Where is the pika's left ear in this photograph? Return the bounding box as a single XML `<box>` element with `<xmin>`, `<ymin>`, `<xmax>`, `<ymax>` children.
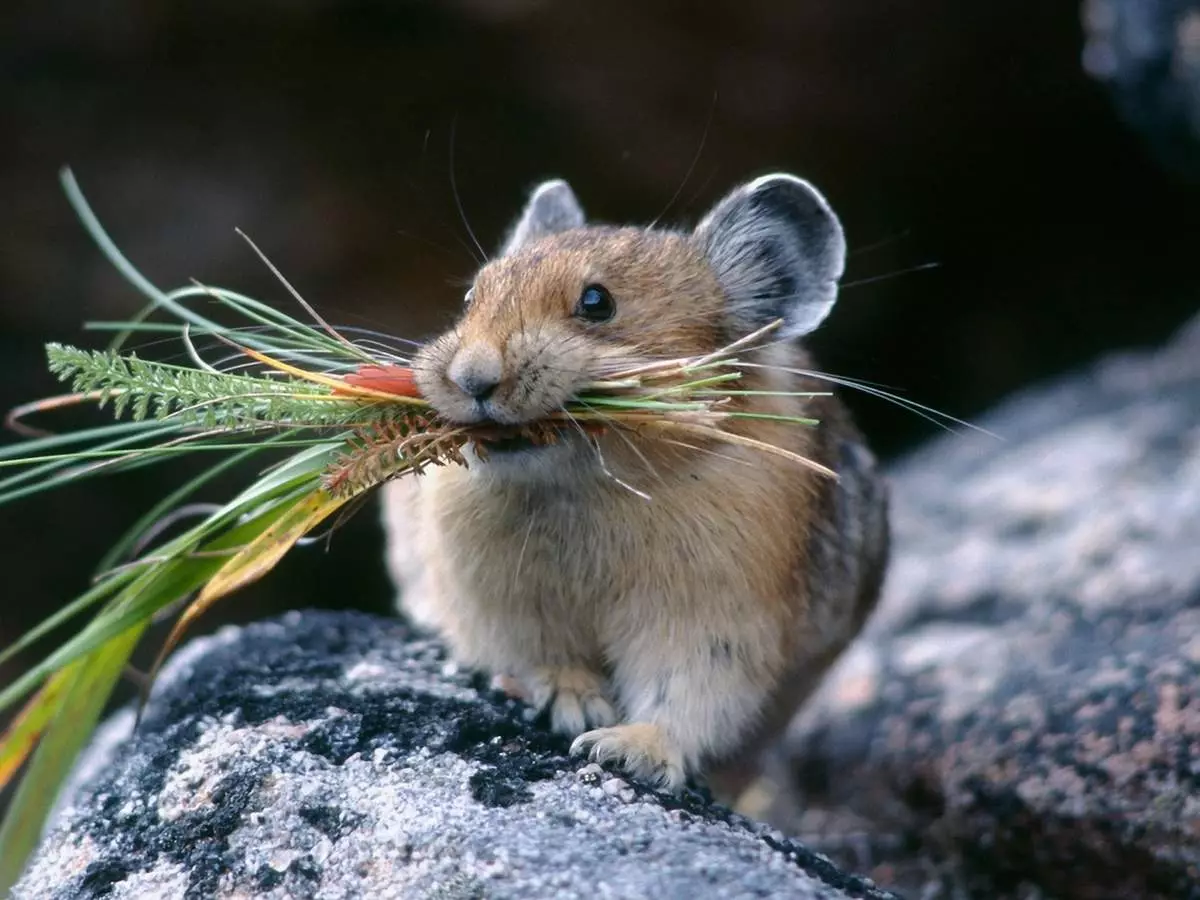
<box><xmin>693</xmin><ymin>173</ymin><xmax>846</xmax><ymax>339</ymax></box>
<box><xmin>499</xmin><ymin>178</ymin><xmax>586</xmax><ymax>256</ymax></box>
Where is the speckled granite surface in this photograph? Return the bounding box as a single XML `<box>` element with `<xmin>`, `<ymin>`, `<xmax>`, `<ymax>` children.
<box><xmin>12</xmin><ymin>611</ymin><xmax>898</xmax><ymax>900</ymax></box>
<box><xmin>785</xmin><ymin>314</ymin><xmax>1200</xmax><ymax>898</ymax></box>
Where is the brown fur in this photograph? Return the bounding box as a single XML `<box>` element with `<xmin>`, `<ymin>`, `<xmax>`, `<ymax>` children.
<box><xmin>381</xmin><ymin>198</ymin><xmax>890</xmax><ymax>800</ymax></box>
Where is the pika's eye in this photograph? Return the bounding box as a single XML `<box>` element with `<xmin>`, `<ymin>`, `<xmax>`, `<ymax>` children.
<box><xmin>463</xmin><ymin>287</ymin><xmax>476</xmax><ymax>307</ymax></box>
<box><xmin>575</xmin><ymin>284</ymin><xmax>616</xmax><ymax>322</ymax></box>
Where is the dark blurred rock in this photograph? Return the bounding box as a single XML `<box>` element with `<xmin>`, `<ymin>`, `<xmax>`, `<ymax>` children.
<box><xmin>783</xmin><ymin>313</ymin><xmax>1200</xmax><ymax>898</ymax></box>
<box><xmin>14</xmin><ymin>610</ymin><xmax>900</xmax><ymax>900</ymax></box>
<box><xmin>1083</xmin><ymin>0</ymin><xmax>1200</xmax><ymax>181</ymax></box>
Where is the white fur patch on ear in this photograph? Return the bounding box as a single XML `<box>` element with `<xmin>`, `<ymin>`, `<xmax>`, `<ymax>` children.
<box><xmin>500</xmin><ymin>178</ymin><xmax>586</xmax><ymax>256</ymax></box>
<box><xmin>693</xmin><ymin>173</ymin><xmax>846</xmax><ymax>339</ymax></box>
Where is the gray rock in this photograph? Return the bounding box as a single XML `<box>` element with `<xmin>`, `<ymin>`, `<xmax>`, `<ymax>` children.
<box><xmin>784</xmin><ymin>313</ymin><xmax>1200</xmax><ymax>898</ymax></box>
<box><xmin>13</xmin><ymin>611</ymin><xmax>898</xmax><ymax>900</ymax></box>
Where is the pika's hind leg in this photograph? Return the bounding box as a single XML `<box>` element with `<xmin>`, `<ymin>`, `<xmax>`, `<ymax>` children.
<box><xmin>707</xmin><ymin>640</ymin><xmax>849</xmax><ymax>813</ymax></box>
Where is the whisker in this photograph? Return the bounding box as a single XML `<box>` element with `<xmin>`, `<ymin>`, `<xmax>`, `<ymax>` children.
<box><xmin>737</xmin><ymin>361</ymin><xmax>998</xmax><ymax>439</ymax></box>
<box><xmin>591</xmin><ymin>433</ymin><xmax>652</xmax><ymax>501</ymax></box>
<box><xmin>572</xmin><ymin>405</ymin><xmax>663</xmax><ymax>484</ymax></box>
<box><xmin>331</xmin><ymin>325</ymin><xmax>425</xmax><ymax>348</ymax></box>
<box><xmin>647</xmin><ymin>88</ymin><xmax>718</xmax><ymax>229</ymax></box>
<box><xmin>655</xmin><ymin>436</ymin><xmax>758</xmax><ymax>469</ymax></box>
<box><xmin>680</xmin><ymin>165</ymin><xmax>720</xmax><ymax>220</ymax></box>
<box><xmin>561</xmin><ymin>413</ymin><xmax>652</xmax><ymax>501</ymax></box>
<box><xmin>448</xmin><ymin>115</ymin><xmax>488</xmax><ymax>266</ymax></box>
<box><xmin>347</xmin><ymin>339</ymin><xmax>412</xmax><ymax>365</ymax></box>
<box><xmin>391</xmin><ymin>227</ymin><xmax>472</xmax><ymax>262</ymax></box>
<box><xmin>841</xmin><ymin>261</ymin><xmax>941</xmax><ymax>291</ymax></box>
<box><xmin>512</xmin><ymin>517</ymin><xmax>536</xmax><ymax>590</ymax></box>
<box><xmin>394</xmin><ymin>145</ymin><xmax>486</xmax><ymax>268</ymax></box>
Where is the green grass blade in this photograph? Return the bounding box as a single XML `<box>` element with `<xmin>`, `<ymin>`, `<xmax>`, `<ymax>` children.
<box><xmin>0</xmin><ymin>467</ymin><xmax>331</xmax><ymax>716</ymax></box>
<box><xmin>0</xmin><ymin>624</ymin><xmax>146</xmax><ymax>896</ymax></box>
<box><xmin>60</xmin><ymin>169</ymin><xmax>367</xmax><ymax>373</ymax></box>
<box><xmin>60</xmin><ymin>169</ymin><xmax>228</xmax><ymax>339</ymax></box>
<box><xmin>0</xmin><ymin>420</ymin><xmax>173</xmax><ymax>462</ymax></box>
<box><xmin>575</xmin><ymin>397</ymin><xmax>710</xmax><ymax>411</ymax></box>
<box><xmin>95</xmin><ymin>434</ymin><xmax>295</xmax><ymax>572</ymax></box>
<box><xmin>0</xmin><ymin>446</ymin><xmax>341</xmax><ymax>889</ymax></box>
<box><xmin>0</xmin><ymin>429</ymin><xmax>187</xmax><ymax>505</ymax></box>
<box><xmin>0</xmin><ymin>440</ymin><xmax>339</xmax><ymax>469</ymax></box>
<box><xmin>168</xmin><ymin>285</ymin><xmax>366</xmax><ymax>366</ymax></box>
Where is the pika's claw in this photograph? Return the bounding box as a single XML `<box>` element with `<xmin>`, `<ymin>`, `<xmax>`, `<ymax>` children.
<box><xmin>522</xmin><ymin>666</ymin><xmax>618</xmax><ymax>737</ymax></box>
<box><xmin>570</xmin><ymin>723</ymin><xmax>686</xmax><ymax>792</ymax></box>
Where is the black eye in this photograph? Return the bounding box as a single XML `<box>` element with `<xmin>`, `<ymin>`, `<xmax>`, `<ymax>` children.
<box><xmin>463</xmin><ymin>287</ymin><xmax>475</xmax><ymax>307</ymax></box>
<box><xmin>575</xmin><ymin>284</ymin><xmax>616</xmax><ymax>322</ymax></box>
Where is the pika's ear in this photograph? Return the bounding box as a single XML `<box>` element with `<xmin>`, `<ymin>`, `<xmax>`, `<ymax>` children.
<box><xmin>499</xmin><ymin>178</ymin><xmax>586</xmax><ymax>256</ymax></box>
<box><xmin>693</xmin><ymin>173</ymin><xmax>846</xmax><ymax>339</ymax></box>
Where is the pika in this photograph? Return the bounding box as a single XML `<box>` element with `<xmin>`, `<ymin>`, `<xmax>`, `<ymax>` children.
<box><xmin>381</xmin><ymin>173</ymin><xmax>889</xmax><ymax>798</ymax></box>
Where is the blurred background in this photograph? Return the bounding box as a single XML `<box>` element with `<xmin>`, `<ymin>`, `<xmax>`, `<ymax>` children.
<box><xmin>2</xmin><ymin>0</ymin><xmax>1199</xmax><ymax>804</ymax></box>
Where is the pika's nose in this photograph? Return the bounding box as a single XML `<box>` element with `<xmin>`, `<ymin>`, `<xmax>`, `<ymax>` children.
<box><xmin>447</xmin><ymin>344</ymin><xmax>502</xmax><ymax>401</ymax></box>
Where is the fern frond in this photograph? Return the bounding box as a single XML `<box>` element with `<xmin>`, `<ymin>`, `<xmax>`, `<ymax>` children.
<box><xmin>45</xmin><ymin>344</ymin><xmax>372</xmax><ymax>430</ymax></box>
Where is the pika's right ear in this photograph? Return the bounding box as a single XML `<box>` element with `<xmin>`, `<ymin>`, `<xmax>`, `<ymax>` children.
<box><xmin>693</xmin><ymin>173</ymin><xmax>846</xmax><ymax>339</ymax></box>
<box><xmin>499</xmin><ymin>178</ymin><xmax>586</xmax><ymax>256</ymax></box>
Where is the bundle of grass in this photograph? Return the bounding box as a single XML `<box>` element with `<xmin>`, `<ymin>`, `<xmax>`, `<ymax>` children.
<box><xmin>0</xmin><ymin>170</ymin><xmax>848</xmax><ymax>890</ymax></box>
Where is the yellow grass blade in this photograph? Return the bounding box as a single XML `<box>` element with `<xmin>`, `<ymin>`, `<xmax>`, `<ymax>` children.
<box><xmin>231</xmin><ymin>343</ymin><xmax>419</xmax><ymax>403</ymax></box>
<box><xmin>198</xmin><ymin>488</ymin><xmax>353</xmax><ymax>604</ymax></box>
<box><xmin>641</xmin><ymin>420</ymin><xmax>839</xmax><ymax>480</ymax></box>
<box><xmin>0</xmin><ymin>670</ymin><xmax>73</xmax><ymax>789</ymax></box>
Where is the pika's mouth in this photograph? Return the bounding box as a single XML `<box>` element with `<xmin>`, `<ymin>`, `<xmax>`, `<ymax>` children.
<box><xmin>475</xmin><ymin>433</ymin><xmax>546</xmax><ymax>455</ymax></box>
<box><xmin>471</xmin><ymin>423</ymin><xmax>577</xmax><ymax>458</ymax></box>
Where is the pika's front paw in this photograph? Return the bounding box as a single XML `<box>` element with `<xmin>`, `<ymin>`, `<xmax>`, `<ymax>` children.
<box><xmin>520</xmin><ymin>666</ymin><xmax>618</xmax><ymax>737</ymax></box>
<box><xmin>570</xmin><ymin>723</ymin><xmax>686</xmax><ymax>792</ymax></box>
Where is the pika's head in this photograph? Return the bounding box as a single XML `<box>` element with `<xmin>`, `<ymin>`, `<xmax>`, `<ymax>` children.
<box><xmin>414</xmin><ymin>173</ymin><xmax>846</xmax><ymax>473</ymax></box>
